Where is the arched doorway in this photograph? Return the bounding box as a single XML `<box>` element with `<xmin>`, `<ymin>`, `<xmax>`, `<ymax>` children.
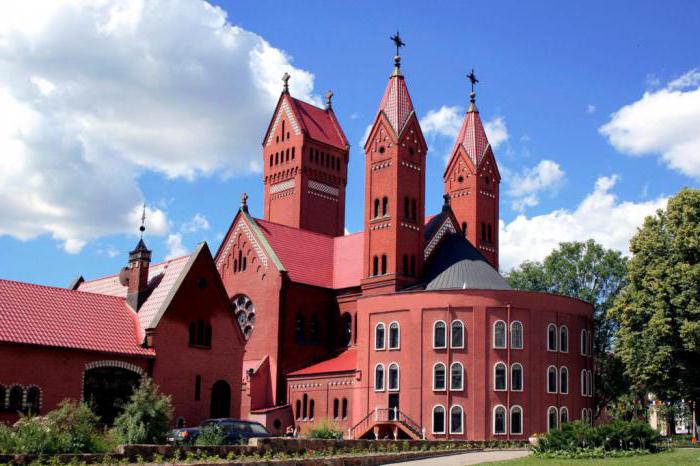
<box><xmin>83</xmin><ymin>366</ymin><xmax>141</xmax><ymax>424</ymax></box>
<box><xmin>210</xmin><ymin>380</ymin><xmax>231</xmax><ymax>418</ymax></box>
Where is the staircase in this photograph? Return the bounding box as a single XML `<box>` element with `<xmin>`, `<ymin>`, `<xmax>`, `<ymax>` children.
<box><xmin>349</xmin><ymin>408</ymin><xmax>423</xmax><ymax>440</ymax></box>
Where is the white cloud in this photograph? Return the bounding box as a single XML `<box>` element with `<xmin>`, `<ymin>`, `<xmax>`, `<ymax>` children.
<box><xmin>483</xmin><ymin>117</ymin><xmax>509</xmax><ymax>150</ymax></box>
<box><xmin>420</xmin><ymin>105</ymin><xmax>509</xmax><ymax>150</ymax></box>
<box><xmin>500</xmin><ymin>175</ymin><xmax>668</xmax><ymax>270</ymax></box>
<box><xmin>165</xmin><ymin>233</ymin><xmax>188</xmax><ymax>259</ymax></box>
<box><xmin>506</xmin><ymin>160</ymin><xmax>566</xmax><ymax>212</ymax></box>
<box><xmin>0</xmin><ymin>0</ymin><xmax>317</xmax><ymax>252</ymax></box>
<box><xmin>586</xmin><ymin>104</ymin><xmax>596</xmax><ymax>114</ymax></box>
<box><xmin>600</xmin><ymin>68</ymin><xmax>700</xmax><ymax>179</ymax></box>
<box><xmin>181</xmin><ymin>213</ymin><xmax>210</xmax><ymax>233</ymax></box>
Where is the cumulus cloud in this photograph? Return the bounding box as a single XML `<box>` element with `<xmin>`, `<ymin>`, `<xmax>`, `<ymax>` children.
<box><xmin>506</xmin><ymin>160</ymin><xmax>566</xmax><ymax>212</ymax></box>
<box><xmin>420</xmin><ymin>105</ymin><xmax>509</xmax><ymax>150</ymax></box>
<box><xmin>500</xmin><ymin>175</ymin><xmax>668</xmax><ymax>271</ymax></box>
<box><xmin>600</xmin><ymin>68</ymin><xmax>700</xmax><ymax>179</ymax></box>
<box><xmin>165</xmin><ymin>233</ymin><xmax>188</xmax><ymax>259</ymax></box>
<box><xmin>181</xmin><ymin>213</ymin><xmax>210</xmax><ymax>233</ymax></box>
<box><xmin>0</xmin><ymin>0</ymin><xmax>316</xmax><ymax>252</ymax></box>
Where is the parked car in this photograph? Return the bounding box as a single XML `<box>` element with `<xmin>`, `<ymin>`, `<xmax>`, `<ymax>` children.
<box><xmin>167</xmin><ymin>418</ymin><xmax>272</xmax><ymax>445</ymax></box>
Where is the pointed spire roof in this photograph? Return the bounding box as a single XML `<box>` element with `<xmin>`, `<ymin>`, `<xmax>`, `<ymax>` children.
<box><xmin>451</xmin><ymin>70</ymin><xmax>490</xmax><ymax>166</ymax></box>
<box><xmin>376</xmin><ymin>33</ymin><xmax>415</xmax><ymax>137</ymax></box>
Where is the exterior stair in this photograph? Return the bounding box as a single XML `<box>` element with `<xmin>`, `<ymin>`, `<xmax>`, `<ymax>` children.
<box><xmin>349</xmin><ymin>408</ymin><xmax>423</xmax><ymax>440</ymax></box>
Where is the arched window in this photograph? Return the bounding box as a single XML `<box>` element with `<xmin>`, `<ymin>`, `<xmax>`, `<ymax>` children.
<box><xmin>547</xmin><ymin>324</ymin><xmax>558</xmax><ymax>351</ymax></box>
<box><xmin>0</xmin><ymin>385</ymin><xmax>5</xmax><ymax>410</ymax></box>
<box><xmin>177</xmin><ymin>417</ymin><xmax>186</xmax><ymax>428</ymax></box>
<box><xmin>411</xmin><ymin>198</ymin><xmax>417</xmax><ymax>221</ymax></box>
<box><xmin>404</xmin><ymin>197</ymin><xmax>409</xmax><ymax>219</ymax></box>
<box><xmin>560</xmin><ymin>406</ymin><xmax>569</xmax><ymax>425</ymax></box>
<box><xmin>269</xmin><ymin>154</ymin><xmax>273</xmax><ymax>167</ymax></box>
<box><xmin>581</xmin><ymin>369</ymin><xmax>587</xmax><ymax>396</ymax></box>
<box><xmin>432</xmin><ymin>405</ymin><xmax>446</xmax><ymax>434</ymax></box>
<box><xmin>547</xmin><ymin>366</ymin><xmax>558</xmax><ymax>393</ymax></box>
<box><xmin>560</xmin><ymin>366</ymin><xmax>569</xmax><ymax>394</ymax></box>
<box><xmin>388</xmin><ymin>363</ymin><xmax>400</xmax><ymax>391</ymax></box>
<box><xmin>481</xmin><ymin>222</ymin><xmax>486</xmax><ymax>241</ymax></box>
<box><xmin>286</xmin><ymin>148</ymin><xmax>290</xmax><ymax>162</ymax></box>
<box><xmin>204</xmin><ymin>324</ymin><xmax>212</xmax><ymax>347</ymax></box>
<box><xmin>309</xmin><ymin>314</ymin><xmax>320</xmax><ymax>345</ymax></box>
<box><xmin>309</xmin><ymin>399</ymin><xmax>315</xmax><ymax>420</ymax></box>
<box><xmin>493</xmin><ymin>405</ymin><xmax>506</xmax><ymax>434</ymax></box>
<box><xmin>373</xmin><ymin>199</ymin><xmax>380</xmax><ymax>218</ymax></box>
<box><xmin>450</xmin><ymin>362</ymin><xmax>464</xmax><ymax>391</ymax></box>
<box><xmin>450</xmin><ymin>405</ymin><xmax>464</xmax><ymax>434</ymax></box>
<box><xmin>511</xmin><ymin>363</ymin><xmax>523</xmax><ymax>391</ymax></box>
<box><xmin>295</xmin><ymin>400</ymin><xmax>301</xmax><ymax>420</ymax></box>
<box><xmin>487</xmin><ymin>223</ymin><xmax>492</xmax><ymax>243</ymax></box>
<box><xmin>333</xmin><ymin>398</ymin><xmax>339</xmax><ymax>419</ymax></box>
<box><xmin>275</xmin><ymin>152</ymin><xmax>279</xmax><ymax>164</ymax></box>
<box><xmin>291</xmin><ymin>147</ymin><xmax>295</xmax><ymax>159</ymax></box>
<box><xmin>375</xmin><ymin>323</ymin><xmax>386</xmax><ymax>350</ymax></box>
<box><xmin>587</xmin><ymin>370</ymin><xmax>593</xmax><ymax>396</ymax></box>
<box><xmin>342</xmin><ymin>313</ymin><xmax>352</xmax><ymax>346</ymax></box>
<box><xmin>25</xmin><ymin>387</ymin><xmax>40</xmax><ymax>414</ymax></box>
<box><xmin>493</xmin><ymin>320</ymin><xmax>506</xmax><ymax>348</ymax></box>
<box><xmin>433</xmin><ymin>363</ymin><xmax>446</xmax><ymax>391</ymax></box>
<box><xmin>8</xmin><ymin>386</ymin><xmax>22</xmax><ymax>411</ymax></box>
<box><xmin>197</xmin><ymin>319</ymin><xmax>205</xmax><ymax>345</ymax></box>
<box><xmin>510</xmin><ymin>321</ymin><xmax>523</xmax><ymax>349</ymax></box>
<box><xmin>581</xmin><ymin>408</ymin><xmax>587</xmax><ymax>424</ymax></box>
<box><xmin>388</xmin><ymin>322</ymin><xmax>400</xmax><ymax>349</ymax></box>
<box><xmin>560</xmin><ymin>326</ymin><xmax>569</xmax><ymax>353</ymax></box>
<box><xmin>302</xmin><ymin>394</ymin><xmax>308</xmax><ymax>418</ymax></box>
<box><xmin>232</xmin><ymin>294</ymin><xmax>255</xmax><ymax>340</ymax></box>
<box><xmin>342</xmin><ymin>398</ymin><xmax>348</xmax><ymax>419</ymax></box>
<box><xmin>295</xmin><ymin>313</ymin><xmax>305</xmax><ymax>344</ymax></box>
<box><xmin>494</xmin><ymin>362</ymin><xmax>507</xmax><ymax>391</ymax></box>
<box><xmin>547</xmin><ymin>406</ymin><xmax>558</xmax><ymax>431</ymax></box>
<box><xmin>580</xmin><ymin>329</ymin><xmax>587</xmax><ymax>355</ymax></box>
<box><xmin>451</xmin><ymin>320</ymin><xmax>464</xmax><ymax>348</ymax></box>
<box><xmin>433</xmin><ymin>320</ymin><xmax>446</xmax><ymax>348</ymax></box>
<box><xmin>374</xmin><ymin>364</ymin><xmax>385</xmax><ymax>391</ymax></box>
<box><xmin>381</xmin><ymin>254</ymin><xmax>387</xmax><ymax>274</ymax></box>
<box><xmin>382</xmin><ymin>196</ymin><xmax>388</xmax><ymax>216</ymax></box>
<box><xmin>188</xmin><ymin>322</ymin><xmax>196</xmax><ymax>345</ymax></box>
<box><xmin>510</xmin><ymin>406</ymin><xmax>523</xmax><ymax>435</ymax></box>
<box><xmin>372</xmin><ymin>256</ymin><xmax>379</xmax><ymax>276</ymax></box>
<box><xmin>194</xmin><ymin>375</ymin><xmax>201</xmax><ymax>401</ymax></box>
<box><xmin>281</xmin><ymin>120</ymin><xmax>285</xmax><ymax>140</ymax></box>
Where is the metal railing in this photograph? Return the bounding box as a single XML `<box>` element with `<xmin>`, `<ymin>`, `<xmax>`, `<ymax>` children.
<box><xmin>349</xmin><ymin>408</ymin><xmax>423</xmax><ymax>439</ymax></box>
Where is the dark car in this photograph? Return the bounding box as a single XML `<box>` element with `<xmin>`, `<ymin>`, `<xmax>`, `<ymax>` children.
<box><xmin>167</xmin><ymin>418</ymin><xmax>272</xmax><ymax>445</ymax></box>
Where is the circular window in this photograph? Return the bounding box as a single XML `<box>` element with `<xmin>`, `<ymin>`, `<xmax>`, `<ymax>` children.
<box><xmin>273</xmin><ymin>419</ymin><xmax>282</xmax><ymax>429</ymax></box>
<box><xmin>458</xmin><ymin>175</ymin><xmax>464</xmax><ymax>183</ymax></box>
<box><xmin>379</xmin><ymin>146</ymin><xmax>386</xmax><ymax>154</ymax></box>
<box><xmin>232</xmin><ymin>295</ymin><xmax>255</xmax><ymax>339</ymax></box>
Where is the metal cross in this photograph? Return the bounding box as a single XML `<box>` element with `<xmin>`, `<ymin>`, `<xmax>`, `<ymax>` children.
<box><xmin>467</xmin><ymin>69</ymin><xmax>479</xmax><ymax>93</ymax></box>
<box><xmin>390</xmin><ymin>32</ymin><xmax>405</xmax><ymax>56</ymax></box>
<box><xmin>282</xmin><ymin>72</ymin><xmax>290</xmax><ymax>92</ymax></box>
<box><xmin>325</xmin><ymin>90</ymin><xmax>334</xmax><ymax>109</ymax></box>
<box><xmin>139</xmin><ymin>203</ymin><xmax>146</xmax><ymax>237</ymax></box>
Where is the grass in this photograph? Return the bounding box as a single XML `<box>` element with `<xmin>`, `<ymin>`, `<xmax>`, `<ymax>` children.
<box><xmin>480</xmin><ymin>448</ymin><xmax>700</xmax><ymax>465</ymax></box>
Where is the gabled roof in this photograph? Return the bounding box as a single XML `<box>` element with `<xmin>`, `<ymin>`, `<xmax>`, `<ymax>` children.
<box><xmin>0</xmin><ymin>279</ymin><xmax>153</xmax><ymax>357</ymax></box>
<box><xmin>377</xmin><ymin>74</ymin><xmax>415</xmax><ymax>137</ymax></box>
<box><xmin>287</xmin><ymin>347</ymin><xmax>357</xmax><ymax>377</ymax></box>
<box><xmin>450</xmin><ymin>109</ymin><xmax>491</xmax><ymax>167</ymax></box>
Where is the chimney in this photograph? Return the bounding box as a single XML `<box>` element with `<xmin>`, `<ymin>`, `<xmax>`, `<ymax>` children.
<box><xmin>126</xmin><ymin>238</ymin><xmax>151</xmax><ymax>311</ymax></box>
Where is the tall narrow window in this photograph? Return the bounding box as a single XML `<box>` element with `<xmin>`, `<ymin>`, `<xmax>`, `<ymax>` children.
<box><xmin>547</xmin><ymin>324</ymin><xmax>558</xmax><ymax>351</ymax></box>
<box><xmin>493</xmin><ymin>320</ymin><xmax>506</xmax><ymax>348</ymax></box>
<box><xmin>302</xmin><ymin>394</ymin><xmax>308</xmax><ymax>419</ymax></box>
<box><xmin>204</xmin><ymin>324</ymin><xmax>212</xmax><ymax>347</ymax></box>
<box><xmin>388</xmin><ymin>363</ymin><xmax>400</xmax><ymax>391</ymax></box>
<box><xmin>450</xmin><ymin>362</ymin><xmax>464</xmax><ymax>390</ymax></box>
<box><xmin>587</xmin><ymin>370</ymin><xmax>592</xmax><ymax>396</ymax></box>
<box><xmin>451</xmin><ymin>320</ymin><xmax>464</xmax><ymax>348</ymax></box>
<box><xmin>25</xmin><ymin>387</ymin><xmax>40</xmax><ymax>414</ymax></box>
<box><xmin>373</xmin><ymin>199</ymin><xmax>380</xmax><ymax>218</ymax></box>
<box><xmin>481</xmin><ymin>222</ymin><xmax>486</xmax><ymax>241</ymax></box>
<box><xmin>433</xmin><ymin>363</ymin><xmax>446</xmax><ymax>391</ymax></box>
<box><xmin>381</xmin><ymin>254</ymin><xmax>387</xmax><ymax>275</ymax></box>
<box><xmin>560</xmin><ymin>407</ymin><xmax>569</xmax><ymax>425</ymax></box>
<box><xmin>375</xmin><ymin>323</ymin><xmax>386</xmax><ymax>350</ymax></box>
<box><xmin>372</xmin><ymin>256</ymin><xmax>379</xmax><ymax>276</ymax></box>
<box><xmin>404</xmin><ymin>197</ymin><xmax>409</xmax><ymax>219</ymax></box>
<box><xmin>382</xmin><ymin>196</ymin><xmax>388</xmax><ymax>216</ymax></box>
<box><xmin>433</xmin><ymin>321</ymin><xmax>446</xmax><ymax>348</ymax></box>
<box><xmin>188</xmin><ymin>322</ymin><xmax>196</xmax><ymax>345</ymax></box>
<box><xmin>295</xmin><ymin>400</ymin><xmax>301</xmax><ymax>420</ymax></box>
<box><xmin>548</xmin><ymin>407</ymin><xmax>558</xmax><ymax>431</ymax></box>
<box><xmin>269</xmin><ymin>154</ymin><xmax>273</xmax><ymax>167</ymax></box>
<box><xmin>374</xmin><ymin>364</ymin><xmax>385</xmax><ymax>391</ymax></box>
<box><xmin>197</xmin><ymin>320</ymin><xmax>205</xmax><ymax>345</ymax></box>
<box><xmin>0</xmin><ymin>386</ymin><xmax>5</xmax><ymax>410</ymax></box>
<box><xmin>547</xmin><ymin>366</ymin><xmax>558</xmax><ymax>393</ymax></box>
<box><xmin>292</xmin><ymin>147</ymin><xmax>295</xmax><ymax>159</ymax></box>
<box><xmin>194</xmin><ymin>375</ymin><xmax>201</xmax><ymax>401</ymax></box>
<box><xmin>281</xmin><ymin>120</ymin><xmax>285</xmax><ymax>140</ymax></box>
<box><xmin>295</xmin><ymin>313</ymin><xmax>305</xmax><ymax>344</ymax></box>
<box><xmin>333</xmin><ymin>398</ymin><xmax>339</xmax><ymax>419</ymax></box>
<box><xmin>389</xmin><ymin>322</ymin><xmax>400</xmax><ymax>349</ymax></box>
<box><xmin>342</xmin><ymin>313</ymin><xmax>352</xmax><ymax>346</ymax></box>
<box><xmin>411</xmin><ymin>198</ymin><xmax>417</xmax><ymax>221</ymax></box>
<box><xmin>450</xmin><ymin>405</ymin><xmax>464</xmax><ymax>434</ymax></box>
<box><xmin>560</xmin><ymin>326</ymin><xmax>569</xmax><ymax>353</ymax></box>
<box><xmin>511</xmin><ymin>321</ymin><xmax>523</xmax><ymax>349</ymax></box>
<box><xmin>494</xmin><ymin>362</ymin><xmax>507</xmax><ymax>390</ymax></box>
<box><xmin>510</xmin><ymin>406</ymin><xmax>523</xmax><ymax>435</ymax></box>
<box><xmin>487</xmin><ymin>223</ymin><xmax>492</xmax><ymax>243</ymax></box>
<box><xmin>560</xmin><ymin>366</ymin><xmax>569</xmax><ymax>394</ymax></box>
<box><xmin>309</xmin><ymin>314</ymin><xmax>320</xmax><ymax>345</ymax></box>
<box><xmin>511</xmin><ymin>363</ymin><xmax>523</xmax><ymax>391</ymax></box>
<box><xmin>493</xmin><ymin>405</ymin><xmax>506</xmax><ymax>434</ymax></box>
<box><xmin>433</xmin><ymin>405</ymin><xmax>445</xmax><ymax>434</ymax></box>
<box><xmin>8</xmin><ymin>386</ymin><xmax>22</xmax><ymax>411</ymax></box>
<box><xmin>342</xmin><ymin>398</ymin><xmax>348</xmax><ymax>419</ymax></box>
<box><xmin>581</xmin><ymin>369</ymin><xmax>587</xmax><ymax>396</ymax></box>
<box><xmin>309</xmin><ymin>399</ymin><xmax>315</xmax><ymax>420</ymax></box>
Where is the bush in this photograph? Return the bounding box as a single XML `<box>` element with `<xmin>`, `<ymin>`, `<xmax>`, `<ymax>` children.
<box><xmin>195</xmin><ymin>424</ymin><xmax>227</xmax><ymax>446</ymax></box>
<box><xmin>113</xmin><ymin>377</ymin><xmax>173</xmax><ymax>444</ymax></box>
<box><xmin>300</xmin><ymin>418</ymin><xmax>344</xmax><ymax>439</ymax></box>
<box><xmin>534</xmin><ymin>420</ymin><xmax>662</xmax><ymax>455</ymax></box>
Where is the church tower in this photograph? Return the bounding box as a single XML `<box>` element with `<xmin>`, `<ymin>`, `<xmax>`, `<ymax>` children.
<box><xmin>444</xmin><ymin>71</ymin><xmax>500</xmax><ymax>269</ymax></box>
<box><xmin>262</xmin><ymin>74</ymin><xmax>349</xmax><ymax>236</ymax></box>
<box><xmin>362</xmin><ymin>34</ymin><xmax>427</xmax><ymax>295</ymax></box>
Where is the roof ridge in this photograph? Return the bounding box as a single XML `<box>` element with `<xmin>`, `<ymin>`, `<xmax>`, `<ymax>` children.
<box><xmin>255</xmin><ymin>218</ymin><xmax>337</xmax><ymax>240</ymax></box>
<box><xmin>81</xmin><ymin>254</ymin><xmax>191</xmax><ymax>284</ymax></box>
<box><xmin>0</xmin><ymin>278</ymin><xmax>127</xmax><ymax>302</ymax></box>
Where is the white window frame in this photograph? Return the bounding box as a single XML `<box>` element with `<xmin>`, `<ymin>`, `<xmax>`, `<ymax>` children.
<box><xmin>580</xmin><ymin>329</ymin><xmax>587</xmax><ymax>355</ymax></box>
<box><xmin>450</xmin><ymin>320</ymin><xmax>465</xmax><ymax>349</ymax></box>
<box><xmin>388</xmin><ymin>321</ymin><xmax>400</xmax><ymax>350</ymax></box>
<box><xmin>547</xmin><ymin>406</ymin><xmax>559</xmax><ymax>431</ymax></box>
<box><xmin>588</xmin><ymin>331</ymin><xmax>592</xmax><ymax>357</ymax></box>
<box><xmin>581</xmin><ymin>407</ymin><xmax>588</xmax><ymax>424</ymax></box>
<box><xmin>493</xmin><ymin>404</ymin><xmax>507</xmax><ymax>435</ymax></box>
<box><xmin>450</xmin><ymin>362</ymin><xmax>464</xmax><ymax>391</ymax></box>
<box><xmin>449</xmin><ymin>405</ymin><xmax>464</xmax><ymax>434</ymax></box>
<box><xmin>559</xmin><ymin>366</ymin><xmax>569</xmax><ymax>394</ymax></box>
<box><xmin>510</xmin><ymin>362</ymin><xmax>524</xmax><ymax>392</ymax></box>
<box><xmin>510</xmin><ymin>405</ymin><xmax>523</xmax><ymax>435</ymax></box>
<box><xmin>374</xmin><ymin>363</ymin><xmax>385</xmax><ymax>392</ymax></box>
<box><xmin>432</xmin><ymin>405</ymin><xmax>446</xmax><ymax>434</ymax></box>
<box><xmin>547</xmin><ymin>365</ymin><xmax>558</xmax><ymax>394</ymax></box>
<box><xmin>510</xmin><ymin>320</ymin><xmax>523</xmax><ymax>349</ymax></box>
<box><xmin>580</xmin><ymin>369</ymin><xmax>587</xmax><ymax>396</ymax></box>
<box><xmin>374</xmin><ymin>323</ymin><xmax>386</xmax><ymax>350</ymax></box>
<box><xmin>494</xmin><ymin>362</ymin><xmax>507</xmax><ymax>391</ymax></box>
<box><xmin>433</xmin><ymin>320</ymin><xmax>447</xmax><ymax>349</ymax></box>
<box><xmin>559</xmin><ymin>406</ymin><xmax>569</xmax><ymax>425</ymax></box>
<box><xmin>587</xmin><ymin>370</ymin><xmax>593</xmax><ymax>397</ymax></box>
<box><xmin>547</xmin><ymin>324</ymin><xmax>558</xmax><ymax>352</ymax></box>
<box><xmin>559</xmin><ymin>325</ymin><xmax>569</xmax><ymax>353</ymax></box>
<box><xmin>432</xmin><ymin>362</ymin><xmax>447</xmax><ymax>391</ymax></box>
<box><xmin>388</xmin><ymin>362</ymin><xmax>400</xmax><ymax>391</ymax></box>
<box><xmin>493</xmin><ymin>320</ymin><xmax>507</xmax><ymax>349</ymax></box>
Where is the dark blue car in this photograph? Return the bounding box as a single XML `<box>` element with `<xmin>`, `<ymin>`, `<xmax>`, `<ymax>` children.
<box><xmin>167</xmin><ymin>418</ymin><xmax>272</xmax><ymax>445</ymax></box>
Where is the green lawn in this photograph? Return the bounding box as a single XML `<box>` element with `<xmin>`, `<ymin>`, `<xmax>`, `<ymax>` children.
<box><xmin>481</xmin><ymin>448</ymin><xmax>700</xmax><ymax>465</ymax></box>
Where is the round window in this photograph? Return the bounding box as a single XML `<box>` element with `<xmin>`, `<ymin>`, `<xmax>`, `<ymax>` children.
<box><xmin>379</xmin><ymin>146</ymin><xmax>386</xmax><ymax>154</ymax></box>
<box><xmin>232</xmin><ymin>295</ymin><xmax>255</xmax><ymax>339</ymax></box>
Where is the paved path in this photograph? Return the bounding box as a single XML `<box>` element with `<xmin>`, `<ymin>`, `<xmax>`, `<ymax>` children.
<box><xmin>386</xmin><ymin>449</ymin><xmax>530</xmax><ymax>466</ymax></box>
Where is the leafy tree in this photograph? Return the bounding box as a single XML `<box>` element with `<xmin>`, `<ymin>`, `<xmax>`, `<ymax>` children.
<box><xmin>507</xmin><ymin>239</ymin><xmax>629</xmax><ymax>418</ymax></box>
<box><xmin>610</xmin><ymin>188</ymin><xmax>699</xmax><ymax>417</ymax></box>
<box><xmin>113</xmin><ymin>377</ymin><xmax>173</xmax><ymax>444</ymax></box>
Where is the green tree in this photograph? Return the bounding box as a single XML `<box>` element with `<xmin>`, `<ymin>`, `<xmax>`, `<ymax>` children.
<box><xmin>610</xmin><ymin>188</ymin><xmax>700</xmax><ymax>415</ymax></box>
<box><xmin>113</xmin><ymin>377</ymin><xmax>173</xmax><ymax>444</ymax></box>
<box><xmin>507</xmin><ymin>239</ymin><xmax>629</xmax><ymax>418</ymax></box>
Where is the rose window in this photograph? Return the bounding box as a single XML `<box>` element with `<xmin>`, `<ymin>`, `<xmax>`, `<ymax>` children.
<box><xmin>232</xmin><ymin>295</ymin><xmax>255</xmax><ymax>339</ymax></box>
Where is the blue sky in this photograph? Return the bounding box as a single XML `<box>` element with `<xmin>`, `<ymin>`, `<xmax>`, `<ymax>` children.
<box><xmin>0</xmin><ymin>0</ymin><xmax>698</xmax><ymax>286</ymax></box>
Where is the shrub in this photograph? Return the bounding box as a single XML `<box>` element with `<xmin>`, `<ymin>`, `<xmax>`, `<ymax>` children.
<box><xmin>534</xmin><ymin>420</ymin><xmax>662</xmax><ymax>455</ymax></box>
<box><xmin>195</xmin><ymin>424</ymin><xmax>227</xmax><ymax>446</ymax></box>
<box><xmin>113</xmin><ymin>377</ymin><xmax>173</xmax><ymax>444</ymax></box>
<box><xmin>300</xmin><ymin>418</ymin><xmax>344</xmax><ymax>439</ymax></box>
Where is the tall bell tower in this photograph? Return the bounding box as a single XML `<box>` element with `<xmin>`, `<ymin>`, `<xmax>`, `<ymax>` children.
<box><xmin>361</xmin><ymin>34</ymin><xmax>428</xmax><ymax>295</ymax></box>
<box><xmin>444</xmin><ymin>70</ymin><xmax>500</xmax><ymax>269</ymax></box>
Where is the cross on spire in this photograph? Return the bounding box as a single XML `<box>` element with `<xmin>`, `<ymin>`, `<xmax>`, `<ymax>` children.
<box><xmin>467</xmin><ymin>69</ymin><xmax>479</xmax><ymax>112</ymax></box>
<box><xmin>325</xmin><ymin>90</ymin><xmax>334</xmax><ymax>110</ymax></box>
<box><xmin>139</xmin><ymin>203</ymin><xmax>146</xmax><ymax>238</ymax></box>
<box><xmin>282</xmin><ymin>72</ymin><xmax>290</xmax><ymax>93</ymax></box>
<box><xmin>390</xmin><ymin>32</ymin><xmax>405</xmax><ymax>75</ymax></box>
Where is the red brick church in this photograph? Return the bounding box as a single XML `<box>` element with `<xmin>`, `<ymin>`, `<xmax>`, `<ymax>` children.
<box><xmin>0</xmin><ymin>41</ymin><xmax>593</xmax><ymax>440</ymax></box>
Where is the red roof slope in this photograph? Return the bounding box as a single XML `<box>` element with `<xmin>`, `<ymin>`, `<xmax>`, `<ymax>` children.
<box><xmin>291</xmin><ymin>97</ymin><xmax>348</xmax><ymax>149</ymax></box>
<box><xmin>0</xmin><ymin>280</ymin><xmax>152</xmax><ymax>356</ymax></box>
<box><xmin>377</xmin><ymin>74</ymin><xmax>415</xmax><ymax>136</ymax></box>
<box><xmin>452</xmin><ymin>109</ymin><xmax>490</xmax><ymax>166</ymax></box>
<box><xmin>288</xmin><ymin>347</ymin><xmax>357</xmax><ymax>376</ymax></box>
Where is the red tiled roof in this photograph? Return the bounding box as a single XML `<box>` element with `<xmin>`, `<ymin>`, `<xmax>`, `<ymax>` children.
<box><xmin>0</xmin><ymin>279</ymin><xmax>153</xmax><ymax>356</ymax></box>
<box><xmin>290</xmin><ymin>97</ymin><xmax>348</xmax><ymax>149</ymax></box>
<box><xmin>377</xmin><ymin>74</ymin><xmax>415</xmax><ymax>135</ymax></box>
<box><xmin>288</xmin><ymin>347</ymin><xmax>357</xmax><ymax>376</ymax></box>
<box><xmin>452</xmin><ymin>109</ymin><xmax>490</xmax><ymax>166</ymax></box>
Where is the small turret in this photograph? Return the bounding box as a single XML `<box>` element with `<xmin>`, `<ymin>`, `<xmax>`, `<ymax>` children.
<box><xmin>123</xmin><ymin>205</ymin><xmax>152</xmax><ymax>311</ymax></box>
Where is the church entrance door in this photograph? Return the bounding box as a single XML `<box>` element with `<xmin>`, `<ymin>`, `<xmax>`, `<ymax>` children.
<box><xmin>210</xmin><ymin>380</ymin><xmax>231</xmax><ymax>418</ymax></box>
